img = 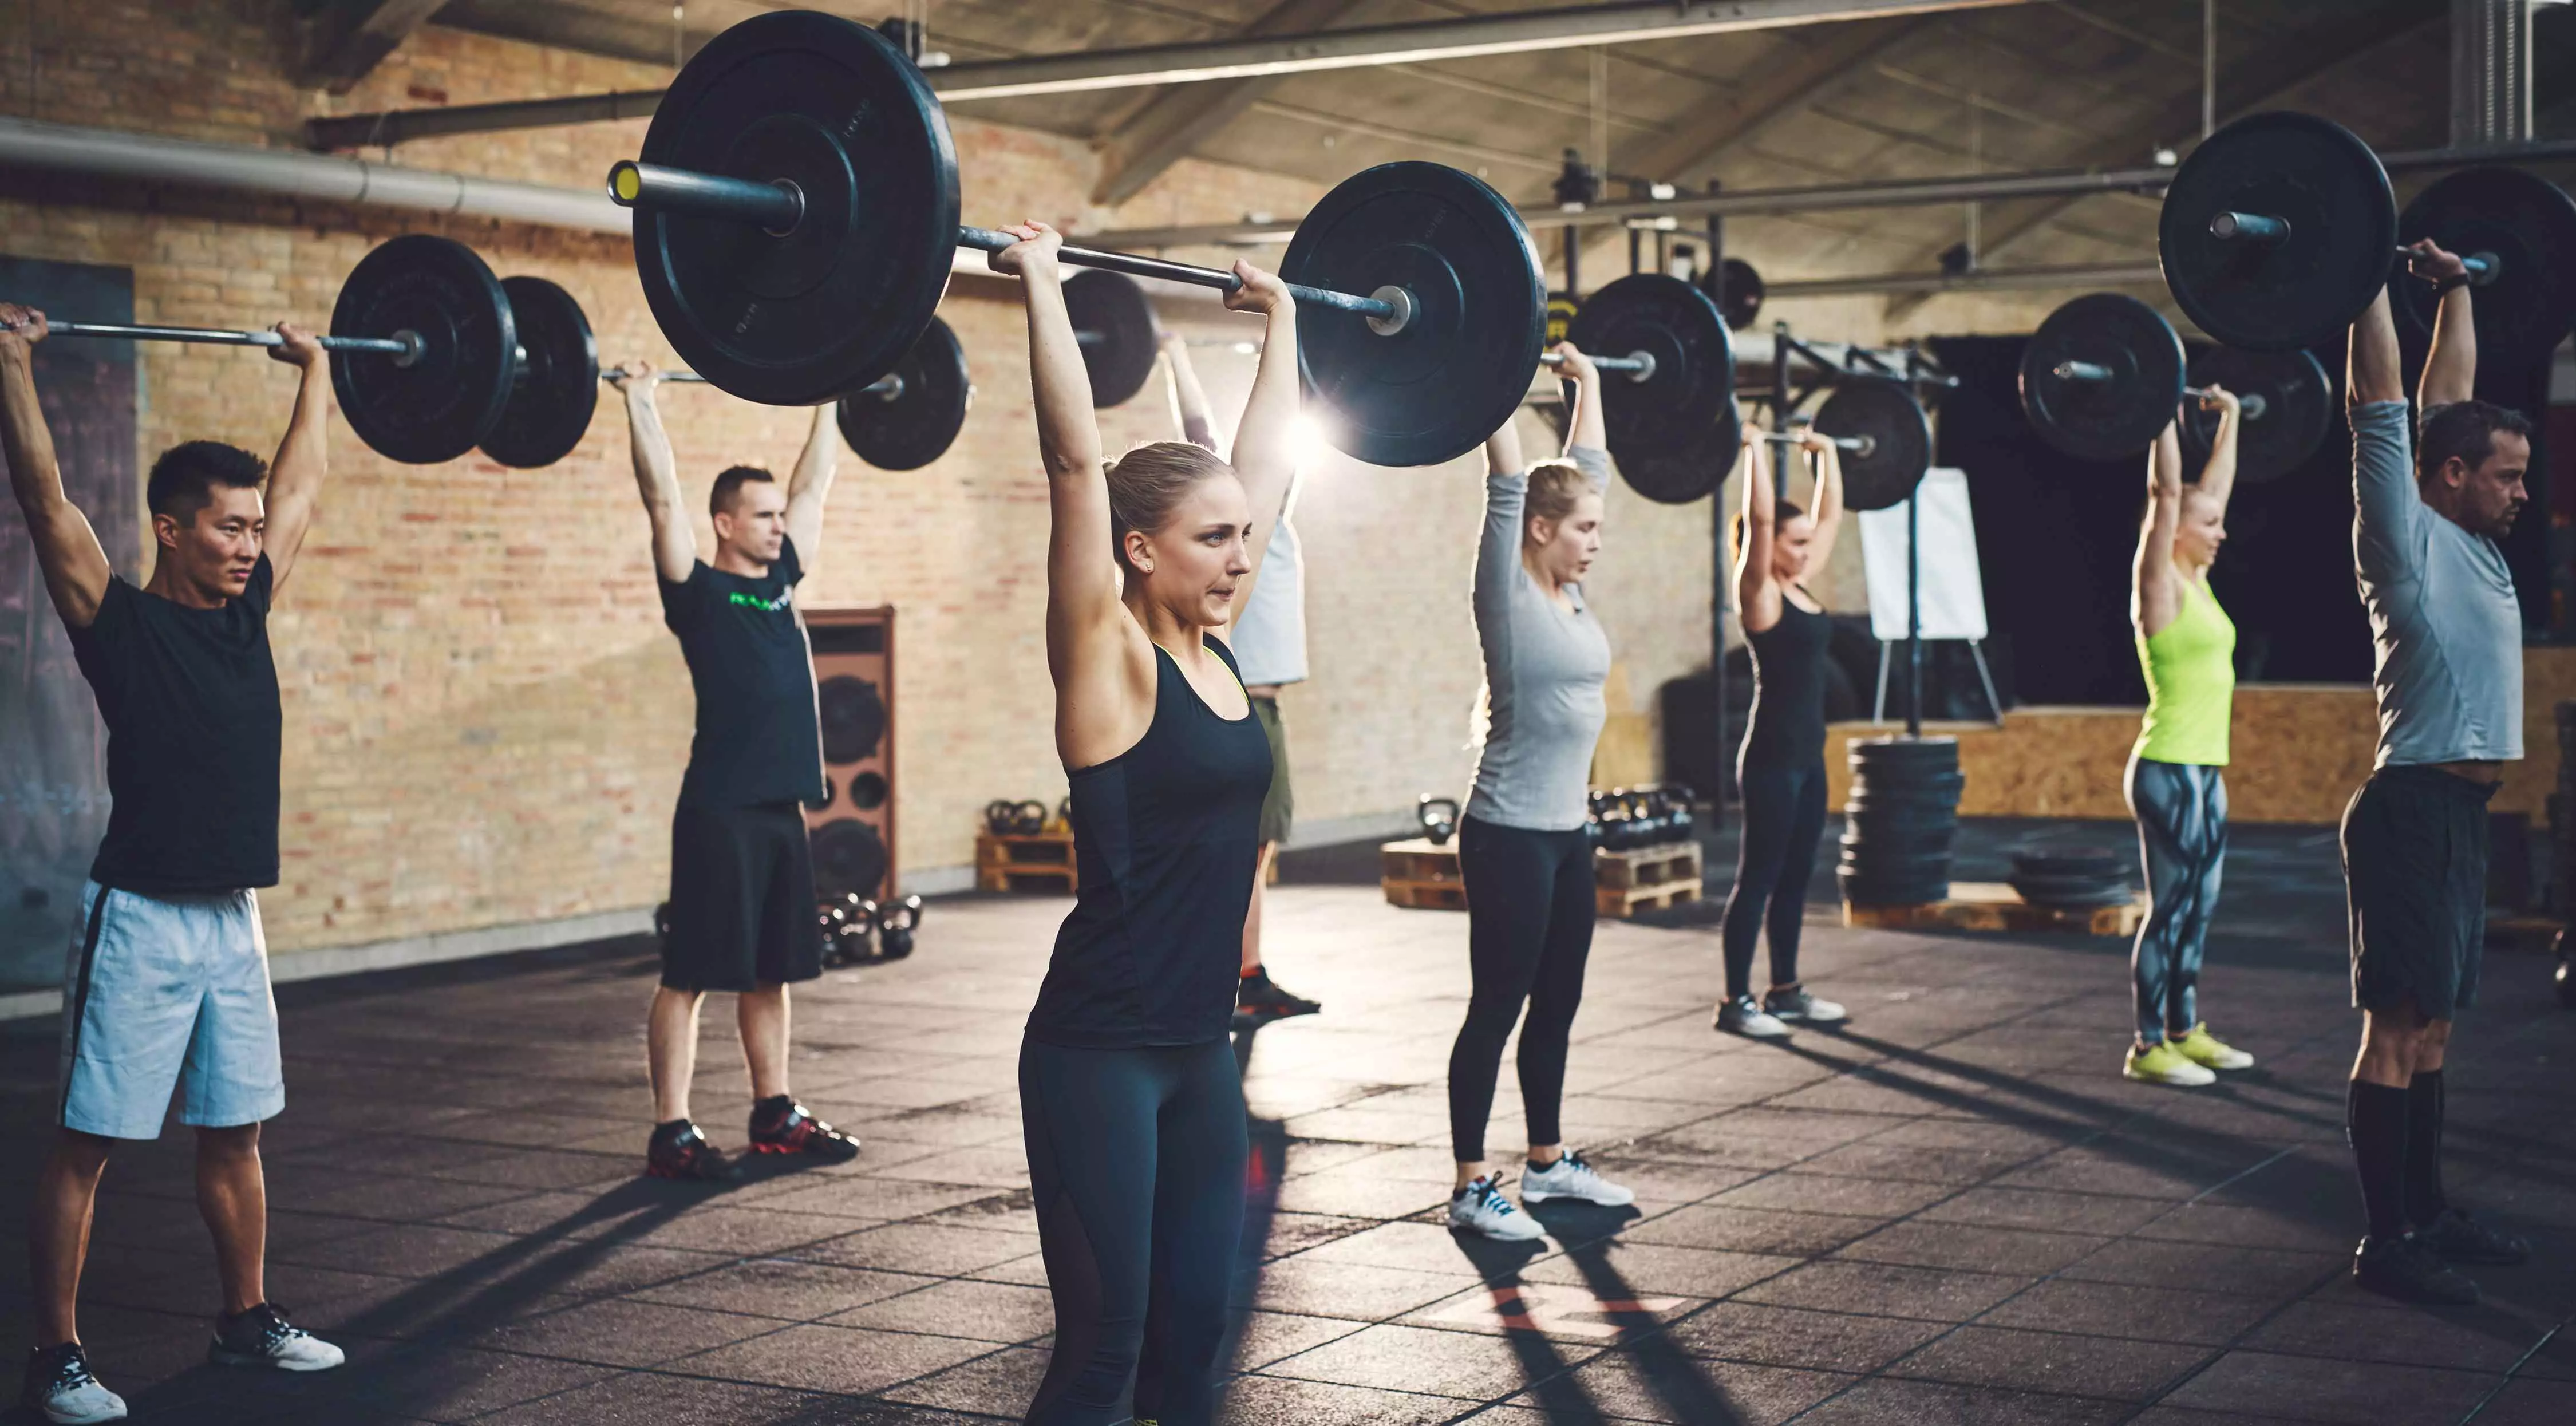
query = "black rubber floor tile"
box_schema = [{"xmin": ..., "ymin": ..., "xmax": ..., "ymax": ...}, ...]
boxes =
[
  {"xmin": 1660, "ymin": 1301, "xmax": 1946, "ymax": 1374},
  {"xmin": 469, "ymin": 1297, "xmax": 776, "ymax": 1368},
  {"xmin": 874, "ymin": 1343, "xmax": 1050, "ymax": 1415},
  {"xmin": 1270, "ymin": 1169, "xmax": 1454, "ymax": 1220},
  {"xmin": 1735, "ymin": 1262, "xmax": 2031, "ymax": 1322},
  {"xmin": 1708, "ymin": 1172, "xmax": 1958, "ymax": 1218},
  {"xmin": 1228, "ymin": 1308, "xmax": 1368, "ymax": 1370},
  {"xmin": 2239, "ymin": 1297, "xmax": 2544, "ymax": 1373},
  {"xmin": 1975, "ymin": 1277, "xmax": 2273, "ymax": 1346},
  {"xmin": 2159, "ymin": 1349, "xmax": 2502, "ymax": 1423},
  {"xmin": 1621, "ymin": 1204, "xmax": 1880, "ymax": 1257},
  {"xmin": 1917, "ymin": 1184, "xmax": 2175, "ymax": 1235},
  {"xmin": 789, "ymin": 1220, "xmax": 1042, "ymax": 1277},
  {"xmin": 2471, "ymin": 1376, "xmax": 2576, "ymax": 1426},
  {"xmin": 1262, "ymin": 1320, "xmax": 1589, "ymax": 1399},
  {"xmin": 285, "ymin": 1344, "xmax": 615, "ymax": 1422},
  {"xmin": 659, "ymin": 1321, "xmax": 997, "ymax": 1395},
  {"xmin": 1216, "ymin": 1373, "xmax": 1474, "ymax": 1425},
  {"xmin": 1883, "ymin": 1323, "xmax": 2208, "ymax": 1400},
  {"xmin": 2056, "ymin": 1238, "xmax": 2340, "ymax": 1299},
  {"xmin": 749, "ymin": 1176, "xmax": 1007, "ymax": 1222},
  {"xmin": 1398, "ymin": 1280, "xmax": 1704, "ymax": 1346},
  {"xmin": 1504, "ymin": 1350, "xmax": 1851, "ymax": 1424},
  {"xmin": 1300, "ymin": 1219, "xmax": 1529, "ymax": 1278},
  {"xmin": 826, "ymin": 1276, "xmax": 1054, "ymax": 1342},
  {"xmin": 469, "ymin": 1370, "xmax": 836, "ymax": 1425},
  {"xmin": 1831, "ymin": 1220, "xmax": 2109, "ymax": 1275},
  {"xmin": 1788, "ymin": 1376, "xmax": 2133, "ymax": 1425},
  {"xmin": 623, "ymin": 1257, "xmax": 940, "ymax": 1320},
  {"xmin": 1518, "ymin": 1241, "xmax": 1801, "ymax": 1300},
  {"xmin": 1790, "ymin": 1141, "xmax": 2032, "ymax": 1186},
  {"xmin": 1236, "ymin": 1255, "xmax": 1487, "ymax": 1322}
]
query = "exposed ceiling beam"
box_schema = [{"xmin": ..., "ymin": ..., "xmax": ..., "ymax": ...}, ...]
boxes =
[
  {"xmin": 1585, "ymin": 14, "xmax": 1935, "ymax": 188},
  {"xmin": 1876, "ymin": 8, "xmax": 2444, "ymax": 321},
  {"xmin": 313, "ymin": 0, "xmax": 2034, "ymax": 148},
  {"xmin": 296, "ymin": 0, "xmax": 447, "ymax": 94},
  {"xmin": 1090, "ymin": 0, "xmax": 1370, "ymax": 207}
]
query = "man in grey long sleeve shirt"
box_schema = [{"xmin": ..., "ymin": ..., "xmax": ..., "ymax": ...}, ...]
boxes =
[{"xmin": 2338, "ymin": 239, "xmax": 2534, "ymax": 1306}]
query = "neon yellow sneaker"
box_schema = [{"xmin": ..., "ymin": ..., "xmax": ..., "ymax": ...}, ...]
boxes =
[
  {"xmin": 2168, "ymin": 1024, "xmax": 2254, "ymax": 1071},
  {"xmin": 2124, "ymin": 1039, "xmax": 2216, "ymax": 1087}
]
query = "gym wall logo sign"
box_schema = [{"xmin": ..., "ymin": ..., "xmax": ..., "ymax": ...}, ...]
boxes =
[{"xmin": 1423, "ymin": 1283, "xmax": 1686, "ymax": 1339}]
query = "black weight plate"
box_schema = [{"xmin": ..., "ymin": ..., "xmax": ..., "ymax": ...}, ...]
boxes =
[
  {"xmin": 331, "ymin": 234, "xmax": 515, "ymax": 465},
  {"xmin": 2009, "ymin": 879, "xmax": 2134, "ymax": 910},
  {"xmin": 1065, "ymin": 270, "xmax": 1160, "ymax": 409},
  {"xmin": 2179, "ymin": 346, "xmax": 2332, "ymax": 486},
  {"xmin": 635, "ymin": 11, "xmax": 957, "ymax": 406},
  {"xmin": 811, "ymin": 819, "xmax": 888, "ymax": 903},
  {"xmin": 1713, "ymin": 257, "xmax": 1765, "ymax": 332},
  {"xmin": 1283, "ymin": 161, "xmax": 1546, "ymax": 468},
  {"xmin": 2021, "ymin": 293, "xmax": 2186, "ymax": 462},
  {"xmin": 483, "ymin": 276, "xmax": 598, "ymax": 469},
  {"xmin": 839, "ymin": 315, "xmax": 969, "ymax": 470},
  {"xmin": 1567, "ymin": 274, "xmax": 1737, "ymax": 504},
  {"xmin": 2395, "ymin": 167, "xmax": 2576, "ymax": 369},
  {"xmin": 819, "ymin": 674, "xmax": 886, "ymax": 764},
  {"xmin": 1815, "ymin": 376, "xmax": 1932, "ymax": 512},
  {"xmin": 2159, "ymin": 111, "xmax": 2396, "ymax": 353}
]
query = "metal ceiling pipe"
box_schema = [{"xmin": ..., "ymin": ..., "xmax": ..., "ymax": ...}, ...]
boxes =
[
  {"xmin": 1763, "ymin": 262, "xmax": 2164, "ymax": 298},
  {"xmin": 0, "ymin": 116, "xmax": 633, "ymax": 232},
  {"xmin": 305, "ymin": 0, "xmax": 2036, "ymax": 149}
]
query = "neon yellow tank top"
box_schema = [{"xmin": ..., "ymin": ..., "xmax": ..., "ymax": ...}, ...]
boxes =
[{"xmin": 2135, "ymin": 576, "xmax": 2235, "ymax": 766}]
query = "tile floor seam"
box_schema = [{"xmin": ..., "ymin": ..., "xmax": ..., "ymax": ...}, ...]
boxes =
[{"xmin": 2455, "ymin": 1310, "xmax": 2575, "ymax": 1425}]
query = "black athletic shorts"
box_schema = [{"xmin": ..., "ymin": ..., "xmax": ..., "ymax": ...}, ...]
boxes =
[
  {"xmin": 2341, "ymin": 764, "xmax": 2497, "ymax": 1021},
  {"xmin": 664, "ymin": 801, "xmax": 823, "ymax": 993}
]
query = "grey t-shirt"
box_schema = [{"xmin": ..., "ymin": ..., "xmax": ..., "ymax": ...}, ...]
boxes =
[
  {"xmin": 1465, "ymin": 446, "xmax": 1614, "ymax": 831},
  {"xmin": 2350, "ymin": 400, "xmax": 2522, "ymax": 767}
]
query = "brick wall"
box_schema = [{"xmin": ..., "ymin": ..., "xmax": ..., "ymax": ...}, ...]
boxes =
[{"xmin": 0, "ymin": 6, "xmax": 1720, "ymax": 956}]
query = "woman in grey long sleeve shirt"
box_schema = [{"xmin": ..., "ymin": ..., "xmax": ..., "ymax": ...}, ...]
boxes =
[{"xmin": 1444, "ymin": 343, "xmax": 1638, "ymax": 1242}]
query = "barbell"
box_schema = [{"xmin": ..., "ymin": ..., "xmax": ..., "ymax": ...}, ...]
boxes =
[
  {"xmin": 2160, "ymin": 111, "xmax": 2576, "ymax": 364},
  {"xmin": 2020, "ymin": 291, "xmax": 2331, "ymax": 481},
  {"xmin": 602, "ymin": 319, "xmax": 974, "ymax": 473}
]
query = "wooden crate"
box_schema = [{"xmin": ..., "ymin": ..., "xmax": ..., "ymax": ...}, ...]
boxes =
[
  {"xmin": 1843, "ymin": 882, "xmax": 2145, "ymax": 938},
  {"xmin": 1381, "ymin": 836, "xmax": 1703, "ymax": 918},
  {"xmin": 1594, "ymin": 840, "xmax": 1701, "ymax": 890},
  {"xmin": 1597, "ymin": 876, "xmax": 1702, "ymax": 919},
  {"xmin": 1382, "ymin": 836, "xmax": 1466, "ymax": 911},
  {"xmin": 978, "ymin": 831, "xmax": 1077, "ymax": 895}
]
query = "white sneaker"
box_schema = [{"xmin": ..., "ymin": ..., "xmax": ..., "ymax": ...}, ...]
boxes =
[
  {"xmin": 20, "ymin": 1345, "xmax": 127, "ymax": 1425},
  {"xmin": 1764, "ymin": 987, "xmax": 1848, "ymax": 1025},
  {"xmin": 1448, "ymin": 1176, "xmax": 1547, "ymax": 1242},
  {"xmin": 1519, "ymin": 1150, "xmax": 1635, "ymax": 1207},
  {"xmin": 208, "ymin": 1304, "xmax": 345, "ymax": 1372},
  {"xmin": 1715, "ymin": 994, "xmax": 1793, "ymax": 1039}
]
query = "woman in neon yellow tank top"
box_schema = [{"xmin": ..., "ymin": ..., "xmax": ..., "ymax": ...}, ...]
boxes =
[{"xmin": 2123, "ymin": 390, "xmax": 2258, "ymax": 1089}]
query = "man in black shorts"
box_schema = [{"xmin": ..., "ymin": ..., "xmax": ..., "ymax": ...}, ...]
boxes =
[
  {"xmin": 613, "ymin": 365, "xmax": 862, "ymax": 1180},
  {"xmin": 2338, "ymin": 243, "xmax": 2534, "ymax": 1304},
  {"xmin": 6, "ymin": 304, "xmax": 343, "ymax": 1424}
]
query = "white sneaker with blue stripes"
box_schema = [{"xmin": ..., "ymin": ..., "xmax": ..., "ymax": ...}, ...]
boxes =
[
  {"xmin": 1519, "ymin": 1150, "xmax": 1635, "ymax": 1207},
  {"xmin": 1448, "ymin": 1175, "xmax": 1547, "ymax": 1242}
]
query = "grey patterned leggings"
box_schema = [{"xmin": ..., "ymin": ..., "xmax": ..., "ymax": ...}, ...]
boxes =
[{"xmin": 2127, "ymin": 756, "xmax": 2228, "ymax": 1045}]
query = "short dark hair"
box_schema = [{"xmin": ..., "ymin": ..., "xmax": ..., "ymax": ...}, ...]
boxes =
[
  {"xmin": 709, "ymin": 465, "xmax": 775, "ymax": 519},
  {"xmin": 2419, "ymin": 400, "xmax": 2534, "ymax": 482},
  {"xmin": 145, "ymin": 441, "xmax": 266, "ymax": 526}
]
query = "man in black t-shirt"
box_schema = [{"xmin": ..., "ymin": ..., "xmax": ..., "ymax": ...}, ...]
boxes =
[
  {"xmin": 610, "ymin": 364, "xmax": 863, "ymax": 1181},
  {"xmin": 4, "ymin": 304, "xmax": 344, "ymax": 1424}
]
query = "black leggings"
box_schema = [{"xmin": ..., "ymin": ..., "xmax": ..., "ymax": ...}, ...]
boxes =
[
  {"xmin": 1721, "ymin": 761, "xmax": 1828, "ymax": 1001},
  {"xmin": 1448, "ymin": 815, "xmax": 1597, "ymax": 1163},
  {"xmin": 1019, "ymin": 1037, "xmax": 1247, "ymax": 1426}
]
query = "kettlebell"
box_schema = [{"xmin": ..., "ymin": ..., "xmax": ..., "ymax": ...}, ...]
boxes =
[
  {"xmin": 1584, "ymin": 791, "xmax": 1611, "ymax": 848},
  {"xmin": 877, "ymin": 895, "xmax": 924, "ymax": 960},
  {"xmin": 983, "ymin": 799, "xmax": 1020, "ymax": 836},
  {"xmin": 1012, "ymin": 800, "xmax": 1049, "ymax": 836},
  {"xmin": 1056, "ymin": 795, "xmax": 1074, "ymax": 832},
  {"xmin": 820, "ymin": 894, "xmax": 876, "ymax": 966},
  {"xmin": 1599, "ymin": 789, "xmax": 1641, "ymax": 850},
  {"xmin": 1663, "ymin": 784, "xmax": 1698, "ymax": 842},
  {"xmin": 1417, "ymin": 795, "xmax": 1460, "ymax": 846},
  {"xmin": 652, "ymin": 900, "xmax": 674, "ymax": 942}
]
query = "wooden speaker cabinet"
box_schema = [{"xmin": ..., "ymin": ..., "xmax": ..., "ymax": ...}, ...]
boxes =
[{"xmin": 804, "ymin": 606, "xmax": 895, "ymax": 903}]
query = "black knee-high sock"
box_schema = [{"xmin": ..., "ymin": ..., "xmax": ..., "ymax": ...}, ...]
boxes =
[
  {"xmin": 2404, "ymin": 1069, "xmax": 2447, "ymax": 1229},
  {"xmin": 2347, "ymin": 1080, "xmax": 2411, "ymax": 1241}
]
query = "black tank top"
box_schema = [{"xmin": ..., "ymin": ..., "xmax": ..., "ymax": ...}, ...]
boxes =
[
  {"xmin": 1027, "ymin": 637, "xmax": 1273, "ymax": 1048},
  {"xmin": 1741, "ymin": 595, "xmax": 1832, "ymax": 770}
]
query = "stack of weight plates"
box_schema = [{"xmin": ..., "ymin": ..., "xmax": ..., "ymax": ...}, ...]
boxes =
[
  {"xmin": 1837, "ymin": 736, "xmax": 1962, "ymax": 907},
  {"xmin": 2007, "ymin": 847, "xmax": 2135, "ymax": 910},
  {"xmin": 2550, "ymin": 701, "xmax": 2576, "ymax": 917}
]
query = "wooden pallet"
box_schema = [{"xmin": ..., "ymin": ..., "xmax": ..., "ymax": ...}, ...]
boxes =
[
  {"xmin": 1594, "ymin": 840, "xmax": 1701, "ymax": 890},
  {"xmin": 1381, "ymin": 836, "xmax": 1467, "ymax": 910},
  {"xmin": 1597, "ymin": 876, "xmax": 1702, "ymax": 919},
  {"xmin": 978, "ymin": 831, "xmax": 1077, "ymax": 895},
  {"xmin": 1843, "ymin": 882, "xmax": 2146, "ymax": 937}
]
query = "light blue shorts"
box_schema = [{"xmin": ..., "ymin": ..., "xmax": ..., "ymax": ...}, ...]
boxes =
[{"xmin": 57, "ymin": 883, "xmax": 285, "ymax": 1140}]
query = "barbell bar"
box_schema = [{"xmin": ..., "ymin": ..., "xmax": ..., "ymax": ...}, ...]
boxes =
[
  {"xmin": 2206, "ymin": 210, "xmax": 2500, "ymax": 289},
  {"xmin": 2045, "ymin": 361, "xmax": 2270, "ymax": 421},
  {"xmin": 2021, "ymin": 292, "xmax": 2330, "ymax": 483},
  {"xmin": 1759, "ymin": 428, "xmax": 1877, "ymax": 457},
  {"xmin": 637, "ymin": 369, "xmax": 907, "ymax": 402},
  {"xmin": 22, "ymin": 319, "xmax": 425, "ymax": 362}
]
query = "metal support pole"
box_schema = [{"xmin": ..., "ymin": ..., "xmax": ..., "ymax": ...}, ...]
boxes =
[
  {"xmin": 1706, "ymin": 187, "xmax": 1728, "ymax": 811},
  {"xmin": 1906, "ymin": 488, "xmax": 1923, "ymax": 740},
  {"xmin": 2451, "ymin": 0, "xmax": 2533, "ymax": 147}
]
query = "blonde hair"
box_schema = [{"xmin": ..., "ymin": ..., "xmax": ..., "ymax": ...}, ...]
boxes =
[
  {"xmin": 1524, "ymin": 459, "xmax": 1591, "ymax": 538},
  {"xmin": 1106, "ymin": 440, "xmax": 1235, "ymax": 575}
]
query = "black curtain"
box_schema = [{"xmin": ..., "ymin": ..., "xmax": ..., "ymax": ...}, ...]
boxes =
[{"xmin": 1925, "ymin": 326, "xmax": 2553, "ymax": 707}]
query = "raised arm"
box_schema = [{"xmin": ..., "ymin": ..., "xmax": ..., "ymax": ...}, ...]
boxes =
[
  {"xmin": 259, "ymin": 324, "xmax": 330, "ymax": 594},
  {"xmin": 783, "ymin": 398, "xmax": 840, "ymax": 571},
  {"xmin": 2347, "ymin": 287, "xmax": 2405, "ymax": 410},
  {"xmin": 607, "ymin": 363, "xmax": 696, "ymax": 583},
  {"xmin": 1554, "ymin": 342, "xmax": 1606, "ymax": 458},
  {"xmin": 1800, "ymin": 428, "xmax": 1847, "ymax": 575},
  {"xmin": 2192, "ymin": 384, "xmax": 2241, "ymax": 516},
  {"xmin": 2134, "ymin": 422, "xmax": 2184, "ymax": 637},
  {"xmin": 1482, "ymin": 409, "xmax": 1526, "ymax": 484},
  {"xmin": 2345, "ymin": 289, "xmax": 2421, "ymax": 584},
  {"xmin": 2409, "ymin": 239, "xmax": 2475, "ymax": 409},
  {"xmin": 1223, "ymin": 263, "xmax": 1298, "ymax": 592},
  {"xmin": 1734, "ymin": 421, "xmax": 1781, "ymax": 634},
  {"xmin": 0, "ymin": 306, "xmax": 110, "ymax": 628},
  {"xmin": 1161, "ymin": 330, "xmax": 1219, "ymax": 452}
]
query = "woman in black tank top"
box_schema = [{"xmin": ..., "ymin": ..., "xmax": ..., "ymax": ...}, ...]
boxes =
[
  {"xmin": 987, "ymin": 222, "xmax": 1299, "ymax": 1426},
  {"xmin": 1717, "ymin": 425, "xmax": 1850, "ymax": 1041}
]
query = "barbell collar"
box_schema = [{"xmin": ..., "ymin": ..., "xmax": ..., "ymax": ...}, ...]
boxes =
[
  {"xmin": 2209, "ymin": 210, "xmax": 2290, "ymax": 244},
  {"xmin": 2053, "ymin": 359, "xmax": 2115, "ymax": 384},
  {"xmin": 609, "ymin": 160, "xmax": 806, "ymax": 234}
]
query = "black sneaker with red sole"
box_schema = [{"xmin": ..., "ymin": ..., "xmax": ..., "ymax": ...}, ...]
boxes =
[
  {"xmin": 1237, "ymin": 969, "xmax": 1321, "ymax": 1019},
  {"xmin": 645, "ymin": 1120, "xmax": 741, "ymax": 1182},
  {"xmin": 748, "ymin": 1097, "xmax": 862, "ymax": 1162}
]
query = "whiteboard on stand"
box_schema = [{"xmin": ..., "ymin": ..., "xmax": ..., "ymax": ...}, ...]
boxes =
[{"xmin": 1858, "ymin": 467, "xmax": 1987, "ymax": 642}]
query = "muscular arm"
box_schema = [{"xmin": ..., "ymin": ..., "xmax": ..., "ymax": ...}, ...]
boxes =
[
  {"xmin": 1803, "ymin": 434, "xmax": 1847, "ymax": 577},
  {"xmin": 2135, "ymin": 423, "xmax": 2183, "ymax": 637},
  {"xmin": 1163, "ymin": 332, "xmax": 1219, "ymax": 452},
  {"xmin": 2347, "ymin": 287, "xmax": 2405, "ymax": 409},
  {"xmin": 783, "ymin": 399, "xmax": 840, "ymax": 572},
  {"xmin": 260, "ymin": 326, "xmax": 330, "ymax": 594},
  {"xmin": 1226, "ymin": 264, "xmax": 1299, "ymax": 593},
  {"xmin": 1734, "ymin": 425, "xmax": 1781, "ymax": 634},
  {"xmin": 2413, "ymin": 240, "xmax": 2476, "ymax": 409},
  {"xmin": 0, "ymin": 309, "xmax": 110, "ymax": 627},
  {"xmin": 2195, "ymin": 388, "xmax": 2241, "ymax": 517},
  {"xmin": 611, "ymin": 368, "xmax": 696, "ymax": 584}
]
